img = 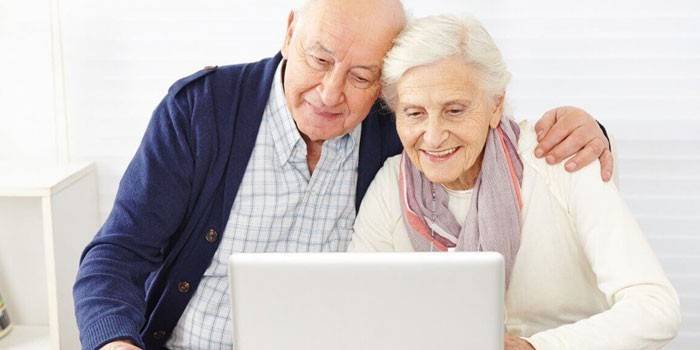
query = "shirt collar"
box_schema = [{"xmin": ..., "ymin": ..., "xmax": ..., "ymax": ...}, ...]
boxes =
[{"xmin": 268, "ymin": 61, "xmax": 303, "ymax": 165}]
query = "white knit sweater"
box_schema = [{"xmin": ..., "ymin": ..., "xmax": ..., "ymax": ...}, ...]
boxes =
[{"xmin": 348, "ymin": 121, "xmax": 681, "ymax": 350}]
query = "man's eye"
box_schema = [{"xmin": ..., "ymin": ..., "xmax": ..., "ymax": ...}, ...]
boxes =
[
  {"xmin": 447, "ymin": 109, "xmax": 463, "ymax": 115},
  {"xmin": 313, "ymin": 56, "xmax": 329, "ymax": 65},
  {"xmin": 406, "ymin": 111, "xmax": 423, "ymax": 118},
  {"xmin": 352, "ymin": 74, "xmax": 369, "ymax": 83}
]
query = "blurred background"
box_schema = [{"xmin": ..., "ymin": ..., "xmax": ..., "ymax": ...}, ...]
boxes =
[{"xmin": 0, "ymin": 0, "xmax": 698, "ymax": 349}]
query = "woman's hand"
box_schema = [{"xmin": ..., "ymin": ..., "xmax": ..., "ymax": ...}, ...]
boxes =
[
  {"xmin": 534, "ymin": 106, "xmax": 613, "ymax": 182},
  {"xmin": 99, "ymin": 340, "xmax": 142, "ymax": 350},
  {"xmin": 505, "ymin": 335, "xmax": 535, "ymax": 350}
]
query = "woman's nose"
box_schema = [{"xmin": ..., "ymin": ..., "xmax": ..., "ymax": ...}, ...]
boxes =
[{"xmin": 422, "ymin": 117, "xmax": 448, "ymax": 148}]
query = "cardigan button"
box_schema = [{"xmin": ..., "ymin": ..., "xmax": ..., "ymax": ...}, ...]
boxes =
[
  {"xmin": 205, "ymin": 228, "xmax": 218, "ymax": 243},
  {"xmin": 178, "ymin": 281, "xmax": 191, "ymax": 294},
  {"xmin": 153, "ymin": 330, "xmax": 167, "ymax": 340}
]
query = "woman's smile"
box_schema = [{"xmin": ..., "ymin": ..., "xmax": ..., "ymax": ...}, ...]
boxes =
[{"xmin": 420, "ymin": 146, "xmax": 462, "ymax": 162}]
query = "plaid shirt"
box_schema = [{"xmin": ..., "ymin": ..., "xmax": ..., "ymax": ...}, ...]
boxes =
[{"xmin": 166, "ymin": 63, "xmax": 361, "ymax": 349}]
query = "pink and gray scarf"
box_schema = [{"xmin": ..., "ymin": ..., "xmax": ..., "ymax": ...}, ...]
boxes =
[{"xmin": 398, "ymin": 116, "xmax": 523, "ymax": 286}]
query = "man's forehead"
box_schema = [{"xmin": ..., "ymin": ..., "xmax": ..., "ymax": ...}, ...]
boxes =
[
  {"xmin": 305, "ymin": 6, "xmax": 380, "ymax": 38},
  {"xmin": 300, "ymin": 28, "xmax": 390, "ymax": 68}
]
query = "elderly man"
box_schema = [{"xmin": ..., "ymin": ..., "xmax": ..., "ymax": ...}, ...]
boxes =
[{"xmin": 74, "ymin": 1, "xmax": 613, "ymax": 349}]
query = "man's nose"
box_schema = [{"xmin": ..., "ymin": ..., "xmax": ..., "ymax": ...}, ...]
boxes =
[{"xmin": 318, "ymin": 69, "xmax": 346, "ymax": 106}]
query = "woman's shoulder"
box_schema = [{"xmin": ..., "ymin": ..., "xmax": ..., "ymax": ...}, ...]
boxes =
[
  {"xmin": 517, "ymin": 120, "xmax": 611, "ymax": 209},
  {"xmin": 352, "ymin": 153, "xmax": 404, "ymax": 245},
  {"xmin": 368, "ymin": 154, "xmax": 402, "ymax": 200},
  {"xmin": 518, "ymin": 119, "xmax": 604, "ymax": 178},
  {"xmin": 516, "ymin": 120, "xmax": 543, "ymax": 168},
  {"xmin": 367, "ymin": 154, "xmax": 403, "ymax": 203},
  {"xmin": 380, "ymin": 154, "xmax": 403, "ymax": 178}
]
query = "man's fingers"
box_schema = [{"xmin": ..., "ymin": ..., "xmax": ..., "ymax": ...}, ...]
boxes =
[
  {"xmin": 115, "ymin": 346, "xmax": 141, "ymax": 350},
  {"xmin": 504, "ymin": 335, "xmax": 535, "ymax": 350},
  {"xmin": 561, "ymin": 138, "xmax": 604, "ymax": 171},
  {"xmin": 101, "ymin": 341, "xmax": 142, "ymax": 350},
  {"xmin": 534, "ymin": 109, "xmax": 557, "ymax": 142},
  {"xmin": 599, "ymin": 149, "xmax": 614, "ymax": 182},
  {"xmin": 504, "ymin": 335, "xmax": 518, "ymax": 349},
  {"xmin": 535, "ymin": 117, "xmax": 579, "ymax": 159},
  {"xmin": 543, "ymin": 128, "xmax": 588, "ymax": 165},
  {"xmin": 112, "ymin": 345, "xmax": 141, "ymax": 350}
]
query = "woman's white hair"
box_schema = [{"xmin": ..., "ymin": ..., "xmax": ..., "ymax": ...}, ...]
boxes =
[{"xmin": 382, "ymin": 15, "xmax": 511, "ymax": 109}]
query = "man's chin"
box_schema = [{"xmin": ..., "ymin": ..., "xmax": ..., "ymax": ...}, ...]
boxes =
[
  {"xmin": 291, "ymin": 115, "xmax": 334, "ymax": 141},
  {"xmin": 297, "ymin": 125, "xmax": 338, "ymax": 144}
]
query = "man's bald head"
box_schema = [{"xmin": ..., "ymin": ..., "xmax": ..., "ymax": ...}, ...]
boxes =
[
  {"xmin": 294, "ymin": 0, "xmax": 407, "ymax": 38},
  {"xmin": 280, "ymin": 0, "xmax": 408, "ymax": 143}
]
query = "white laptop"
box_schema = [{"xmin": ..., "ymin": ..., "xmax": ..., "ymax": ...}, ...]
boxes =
[{"xmin": 228, "ymin": 252, "xmax": 504, "ymax": 350}]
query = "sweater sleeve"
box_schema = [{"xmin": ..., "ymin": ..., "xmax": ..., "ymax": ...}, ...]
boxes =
[
  {"xmin": 348, "ymin": 157, "xmax": 402, "ymax": 252},
  {"xmin": 73, "ymin": 91, "xmax": 195, "ymax": 350},
  {"xmin": 526, "ymin": 159, "xmax": 681, "ymax": 350}
]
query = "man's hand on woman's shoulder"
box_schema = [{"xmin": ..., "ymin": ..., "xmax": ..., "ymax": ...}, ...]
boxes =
[{"xmin": 534, "ymin": 106, "xmax": 613, "ymax": 182}]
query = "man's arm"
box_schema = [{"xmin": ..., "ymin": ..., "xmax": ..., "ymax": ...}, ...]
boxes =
[
  {"xmin": 533, "ymin": 106, "xmax": 614, "ymax": 182},
  {"xmin": 74, "ymin": 92, "xmax": 195, "ymax": 350}
]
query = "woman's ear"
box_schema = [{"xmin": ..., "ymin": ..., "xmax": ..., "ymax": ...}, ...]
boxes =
[
  {"xmin": 281, "ymin": 11, "xmax": 296, "ymax": 59},
  {"xmin": 489, "ymin": 93, "xmax": 505, "ymax": 128}
]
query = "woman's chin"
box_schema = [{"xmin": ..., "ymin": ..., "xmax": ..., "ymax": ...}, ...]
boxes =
[
  {"xmin": 421, "ymin": 170, "xmax": 458, "ymax": 187},
  {"xmin": 418, "ymin": 156, "xmax": 461, "ymax": 181}
]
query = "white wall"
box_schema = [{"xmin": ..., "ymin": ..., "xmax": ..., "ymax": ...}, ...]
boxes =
[
  {"xmin": 0, "ymin": 1, "xmax": 57, "ymax": 164},
  {"xmin": 1, "ymin": 0, "xmax": 698, "ymax": 348}
]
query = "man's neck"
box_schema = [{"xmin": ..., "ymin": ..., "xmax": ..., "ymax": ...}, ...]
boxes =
[{"xmin": 305, "ymin": 138, "xmax": 324, "ymax": 174}]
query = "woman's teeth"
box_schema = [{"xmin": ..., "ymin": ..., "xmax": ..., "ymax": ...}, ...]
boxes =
[{"xmin": 424, "ymin": 147, "xmax": 458, "ymax": 157}]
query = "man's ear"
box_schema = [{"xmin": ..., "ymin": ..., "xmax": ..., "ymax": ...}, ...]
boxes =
[
  {"xmin": 489, "ymin": 93, "xmax": 505, "ymax": 128},
  {"xmin": 281, "ymin": 11, "xmax": 296, "ymax": 59}
]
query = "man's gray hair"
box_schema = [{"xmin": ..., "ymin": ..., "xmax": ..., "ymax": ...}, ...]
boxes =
[{"xmin": 382, "ymin": 15, "xmax": 511, "ymax": 108}]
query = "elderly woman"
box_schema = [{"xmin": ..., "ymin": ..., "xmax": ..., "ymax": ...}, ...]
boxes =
[{"xmin": 348, "ymin": 15, "xmax": 680, "ymax": 350}]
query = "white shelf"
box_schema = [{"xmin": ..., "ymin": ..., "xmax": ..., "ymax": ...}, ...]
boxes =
[
  {"xmin": 0, "ymin": 325, "xmax": 50, "ymax": 349},
  {"xmin": 0, "ymin": 162, "xmax": 94, "ymax": 197},
  {"xmin": 0, "ymin": 162, "xmax": 99, "ymax": 349}
]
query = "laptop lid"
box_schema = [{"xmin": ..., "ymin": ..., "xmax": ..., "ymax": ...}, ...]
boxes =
[{"xmin": 229, "ymin": 252, "xmax": 504, "ymax": 350}]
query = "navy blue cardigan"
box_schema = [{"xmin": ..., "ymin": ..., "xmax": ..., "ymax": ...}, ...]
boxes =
[{"xmin": 74, "ymin": 54, "xmax": 403, "ymax": 350}]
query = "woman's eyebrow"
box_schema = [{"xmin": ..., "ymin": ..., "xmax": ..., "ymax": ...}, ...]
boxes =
[{"xmin": 441, "ymin": 99, "xmax": 472, "ymax": 106}]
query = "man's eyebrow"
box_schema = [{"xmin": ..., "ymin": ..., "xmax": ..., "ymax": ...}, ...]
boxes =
[
  {"xmin": 350, "ymin": 65, "xmax": 380, "ymax": 73},
  {"xmin": 308, "ymin": 41, "xmax": 333, "ymax": 55},
  {"xmin": 400, "ymin": 103, "xmax": 424, "ymax": 110},
  {"xmin": 308, "ymin": 41, "xmax": 380, "ymax": 72}
]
